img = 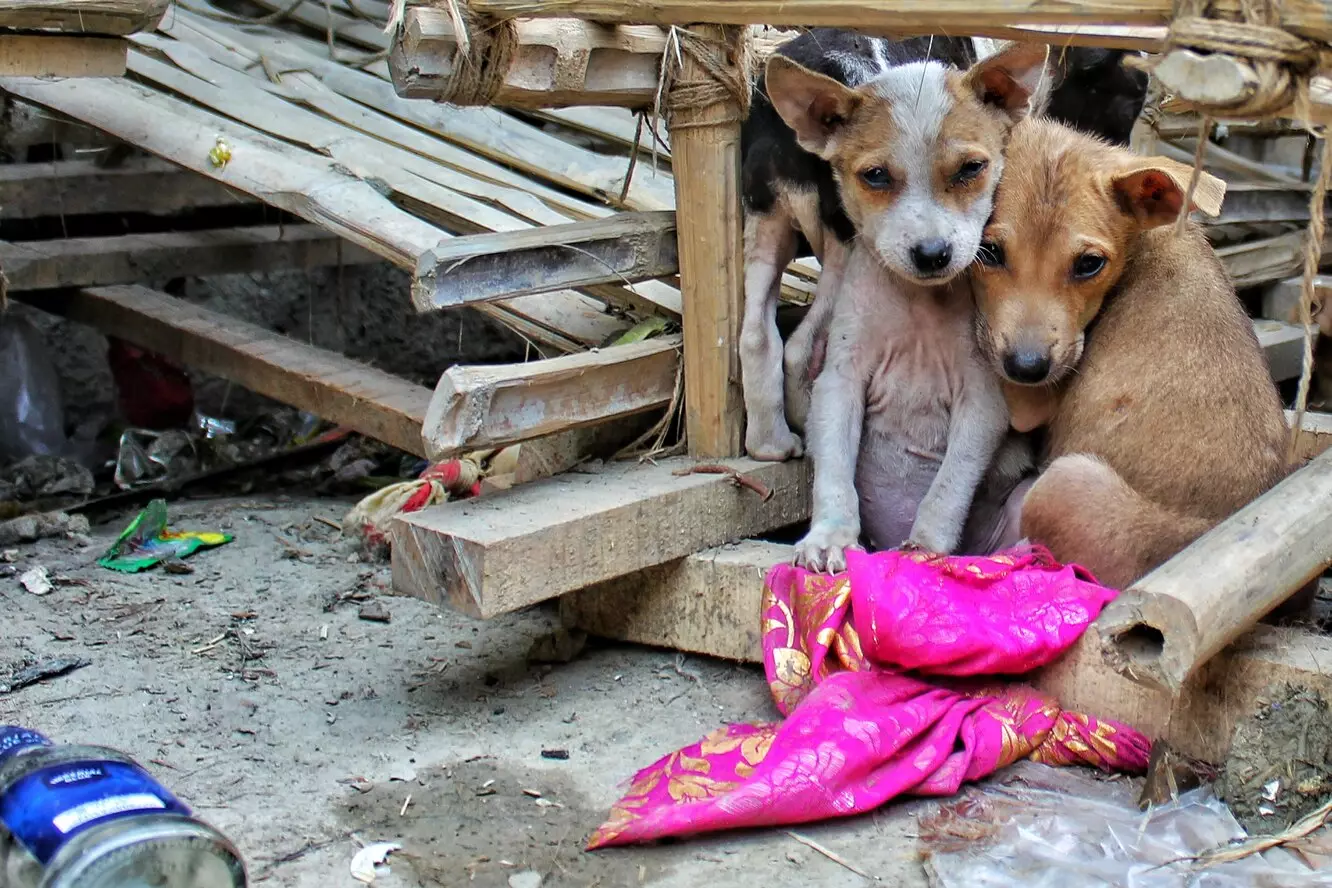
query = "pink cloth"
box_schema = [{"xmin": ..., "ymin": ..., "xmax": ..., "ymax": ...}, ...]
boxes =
[{"xmin": 587, "ymin": 546, "xmax": 1150, "ymax": 849}]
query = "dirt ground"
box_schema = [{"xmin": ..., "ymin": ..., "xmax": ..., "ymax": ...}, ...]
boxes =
[{"xmin": 0, "ymin": 493, "xmax": 929, "ymax": 888}]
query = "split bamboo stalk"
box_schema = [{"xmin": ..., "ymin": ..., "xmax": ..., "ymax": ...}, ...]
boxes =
[{"xmin": 1095, "ymin": 446, "xmax": 1332, "ymax": 695}]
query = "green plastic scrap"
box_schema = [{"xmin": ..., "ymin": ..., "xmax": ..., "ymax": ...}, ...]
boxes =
[{"xmin": 97, "ymin": 499, "xmax": 233, "ymax": 573}]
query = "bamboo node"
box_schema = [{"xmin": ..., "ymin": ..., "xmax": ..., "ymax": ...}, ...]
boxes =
[{"xmin": 658, "ymin": 24, "xmax": 753, "ymax": 131}]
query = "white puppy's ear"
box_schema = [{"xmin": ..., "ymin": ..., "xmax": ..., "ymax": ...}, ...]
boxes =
[
  {"xmin": 962, "ymin": 41, "xmax": 1050, "ymax": 121},
  {"xmin": 1109, "ymin": 156, "xmax": 1227, "ymax": 228},
  {"xmin": 764, "ymin": 55, "xmax": 862, "ymax": 159}
]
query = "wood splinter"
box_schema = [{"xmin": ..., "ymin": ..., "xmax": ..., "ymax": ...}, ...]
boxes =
[
  {"xmin": 1095, "ymin": 445, "xmax": 1332, "ymax": 696},
  {"xmin": 671, "ymin": 463, "xmax": 774, "ymax": 501}
]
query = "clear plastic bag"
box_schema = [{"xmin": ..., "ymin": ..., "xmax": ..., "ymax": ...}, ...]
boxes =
[
  {"xmin": 0, "ymin": 312, "xmax": 68, "ymax": 464},
  {"xmin": 919, "ymin": 761, "xmax": 1332, "ymax": 887}
]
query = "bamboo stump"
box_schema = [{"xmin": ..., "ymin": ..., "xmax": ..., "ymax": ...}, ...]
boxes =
[{"xmin": 667, "ymin": 24, "xmax": 747, "ymax": 458}]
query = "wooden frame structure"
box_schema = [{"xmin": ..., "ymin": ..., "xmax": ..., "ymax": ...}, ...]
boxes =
[{"xmin": 376, "ymin": 0, "xmax": 1332, "ymax": 766}]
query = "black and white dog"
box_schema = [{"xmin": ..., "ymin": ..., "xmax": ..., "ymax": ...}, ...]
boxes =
[{"xmin": 737, "ymin": 30, "xmax": 1148, "ymax": 462}]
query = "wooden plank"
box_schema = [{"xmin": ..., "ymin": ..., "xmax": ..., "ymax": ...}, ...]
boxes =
[
  {"xmin": 35, "ymin": 285, "xmax": 432, "ymax": 456},
  {"xmin": 464, "ymin": 0, "xmax": 1332, "ymax": 44},
  {"xmin": 0, "ymin": 35, "xmax": 126, "ymax": 76},
  {"xmin": 0, "ymin": 74, "xmax": 604, "ymax": 353},
  {"xmin": 1095, "ymin": 446, "xmax": 1332, "ymax": 695},
  {"xmin": 413, "ymin": 211, "xmax": 677, "ymax": 310},
  {"xmin": 539, "ymin": 106, "xmax": 671, "ymax": 160},
  {"xmin": 1256, "ymin": 318, "xmax": 1315, "ymax": 382},
  {"xmin": 0, "ymin": 158, "xmax": 254, "ymax": 219},
  {"xmin": 1263, "ymin": 274, "xmax": 1332, "ymax": 324},
  {"xmin": 391, "ymin": 9, "xmax": 665, "ymax": 108},
  {"xmin": 1218, "ymin": 231, "xmax": 1332, "ymax": 290},
  {"xmin": 1206, "ymin": 186, "xmax": 1324, "ymax": 229},
  {"xmin": 670, "ymin": 24, "xmax": 746, "ymax": 458},
  {"xmin": 390, "ymin": 455, "xmax": 809, "ymax": 618},
  {"xmin": 422, "ymin": 335, "xmax": 680, "ymax": 459},
  {"xmin": 0, "ymin": 0, "xmax": 168, "ymax": 35},
  {"xmin": 0, "ymin": 225, "xmax": 380, "ymax": 291}
]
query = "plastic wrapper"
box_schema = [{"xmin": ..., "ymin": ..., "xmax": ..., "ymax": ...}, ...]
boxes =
[
  {"xmin": 919, "ymin": 761, "xmax": 1329, "ymax": 887},
  {"xmin": 0, "ymin": 313, "xmax": 68, "ymax": 463},
  {"xmin": 97, "ymin": 499, "xmax": 232, "ymax": 573}
]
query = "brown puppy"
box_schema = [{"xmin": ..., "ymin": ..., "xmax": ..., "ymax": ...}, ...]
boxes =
[{"xmin": 970, "ymin": 116, "xmax": 1292, "ymax": 590}]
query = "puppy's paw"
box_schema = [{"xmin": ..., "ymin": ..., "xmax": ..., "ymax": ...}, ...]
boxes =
[
  {"xmin": 793, "ymin": 521, "xmax": 860, "ymax": 573},
  {"xmin": 905, "ymin": 520, "xmax": 960, "ymax": 556},
  {"xmin": 745, "ymin": 423, "xmax": 804, "ymax": 462}
]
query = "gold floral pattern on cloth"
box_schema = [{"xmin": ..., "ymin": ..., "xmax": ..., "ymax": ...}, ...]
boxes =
[{"xmin": 586, "ymin": 546, "xmax": 1151, "ymax": 849}]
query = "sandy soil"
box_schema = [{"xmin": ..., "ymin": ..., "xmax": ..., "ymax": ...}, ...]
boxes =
[{"xmin": 0, "ymin": 494, "xmax": 928, "ymax": 888}]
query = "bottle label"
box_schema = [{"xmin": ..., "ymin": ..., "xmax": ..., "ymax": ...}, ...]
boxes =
[
  {"xmin": 0, "ymin": 759, "xmax": 191, "ymax": 865},
  {"xmin": 0, "ymin": 727, "xmax": 53, "ymax": 762}
]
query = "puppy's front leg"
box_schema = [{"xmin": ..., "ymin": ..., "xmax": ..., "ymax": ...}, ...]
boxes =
[
  {"xmin": 794, "ymin": 324, "xmax": 865, "ymax": 574},
  {"xmin": 740, "ymin": 213, "xmax": 802, "ymax": 461},
  {"xmin": 784, "ymin": 236, "xmax": 848, "ymax": 433},
  {"xmin": 909, "ymin": 363, "xmax": 1009, "ymax": 554}
]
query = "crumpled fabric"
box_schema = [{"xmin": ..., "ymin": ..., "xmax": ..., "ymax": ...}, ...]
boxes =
[{"xmin": 587, "ymin": 546, "xmax": 1151, "ymax": 849}]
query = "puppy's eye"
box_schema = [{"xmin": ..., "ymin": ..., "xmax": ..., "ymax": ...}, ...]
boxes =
[
  {"xmin": 860, "ymin": 167, "xmax": 893, "ymax": 190},
  {"xmin": 953, "ymin": 158, "xmax": 988, "ymax": 184},
  {"xmin": 976, "ymin": 240, "xmax": 1005, "ymax": 268},
  {"xmin": 1072, "ymin": 253, "xmax": 1107, "ymax": 279}
]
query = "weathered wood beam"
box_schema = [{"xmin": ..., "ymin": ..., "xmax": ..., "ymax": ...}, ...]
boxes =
[
  {"xmin": 413, "ymin": 211, "xmax": 677, "ymax": 310},
  {"xmin": 1219, "ymin": 231, "xmax": 1332, "ymax": 290},
  {"xmin": 1206, "ymin": 185, "xmax": 1327, "ymax": 229},
  {"xmin": 0, "ymin": 158, "xmax": 254, "ymax": 219},
  {"xmin": 463, "ymin": 0, "xmax": 1332, "ymax": 45},
  {"xmin": 670, "ymin": 24, "xmax": 747, "ymax": 458},
  {"xmin": 0, "ymin": 35, "xmax": 127, "ymax": 76},
  {"xmin": 421, "ymin": 335, "xmax": 681, "ymax": 459},
  {"xmin": 390, "ymin": 456, "xmax": 809, "ymax": 618},
  {"xmin": 0, "ymin": 225, "xmax": 379, "ymax": 292},
  {"xmin": 0, "ymin": 0, "xmax": 169, "ymax": 35},
  {"xmin": 391, "ymin": 10, "xmax": 666, "ymax": 107},
  {"xmin": 32, "ymin": 285, "xmax": 432, "ymax": 456},
  {"xmin": 1096, "ymin": 446, "xmax": 1332, "ymax": 695}
]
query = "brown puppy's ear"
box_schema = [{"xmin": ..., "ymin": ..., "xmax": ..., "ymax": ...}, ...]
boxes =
[
  {"xmin": 963, "ymin": 41, "xmax": 1050, "ymax": 120},
  {"xmin": 1110, "ymin": 157, "xmax": 1226, "ymax": 228},
  {"xmin": 764, "ymin": 55, "xmax": 862, "ymax": 158}
]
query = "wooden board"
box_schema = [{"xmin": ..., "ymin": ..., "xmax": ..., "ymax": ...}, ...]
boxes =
[
  {"xmin": 0, "ymin": 0, "xmax": 168, "ymax": 35},
  {"xmin": 464, "ymin": 0, "xmax": 1332, "ymax": 44},
  {"xmin": 0, "ymin": 225, "xmax": 379, "ymax": 292},
  {"xmin": 1218, "ymin": 231, "xmax": 1332, "ymax": 290},
  {"xmin": 0, "ymin": 35, "xmax": 126, "ymax": 76},
  {"xmin": 34, "ymin": 285, "xmax": 432, "ymax": 456},
  {"xmin": 390, "ymin": 455, "xmax": 810, "ymax": 618},
  {"xmin": 0, "ymin": 158, "xmax": 254, "ymax": 219},
  {"xmin": 422, "ymin": 335, "xmax": 681, "ymax": 459},
  {"xmin": 413, "ymin": 211, "xmax": 677, "ymax": 310}
]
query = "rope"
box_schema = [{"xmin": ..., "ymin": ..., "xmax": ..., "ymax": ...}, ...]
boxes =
[
  {"xmin": 1162, "ymin": 0, "xmax": 1320, "ymax": 118},
  {"xmin": 657, "ymin": 25, "xmax": 754, "ymax": 132},
  {"xmin": 425, "ymin": 0, "xmax": 518, "ymax": 106},
  {"xmin": 1288, "ymin": 136, "xmax": 1332, "ymax": 461}
]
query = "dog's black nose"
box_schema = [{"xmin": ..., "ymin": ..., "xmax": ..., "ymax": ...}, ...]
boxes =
[
  {"xmin": 1003, "ymin": 349, "xmax": 1052, "ymax": 384},
  {"xmin": 910, "ymin": 239, "xmax": 953, "ymax": 275}
]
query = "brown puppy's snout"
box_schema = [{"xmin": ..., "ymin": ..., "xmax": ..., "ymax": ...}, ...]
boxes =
[
  {"xmin": 910, "ymin": 238, "xmax": 953, "ymax": 276},
  {"xmin": 1001, "ymin": 343, "xmax": 1053, "ymax": 385}
]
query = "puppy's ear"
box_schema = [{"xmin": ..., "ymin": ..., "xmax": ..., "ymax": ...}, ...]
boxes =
[
  {"xmin": 1110, "ymin": 157, "xmax": 1227, "ymax": 228},
  {"xmin": 764, "ymin": 55, "xmax": 862, "ymax": 158},
  {"xmin": 963, "ymin": 41, "xmax": 1051, "ymax": 120}
]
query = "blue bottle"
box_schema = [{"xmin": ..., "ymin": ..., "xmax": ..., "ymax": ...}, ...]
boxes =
[{"xmin": 0, "ymin": 726, "xmax": 246, "ymax": 888}]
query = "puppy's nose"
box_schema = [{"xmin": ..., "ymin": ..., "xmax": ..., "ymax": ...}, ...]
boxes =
[
  {"xmin": 1002, "ymin": 349, "xmax": 1052, "ymax": 384},
  {"xmin": 910, "ymin": 239, "xmax": 953, "ymax": 275}
]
